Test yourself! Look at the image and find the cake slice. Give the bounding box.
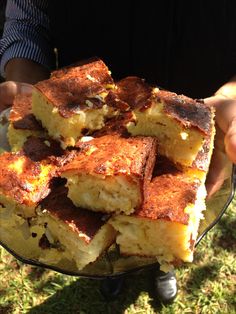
[36,185,116,270]
[32,58,121,148]
[8,94,46,152]
[0,135,69,218]
[60,134,157,215]
[114,76,214,167]
[0,151,54,218]
[110,156,207,270]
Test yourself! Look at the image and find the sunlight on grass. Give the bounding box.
[0,199,235,314]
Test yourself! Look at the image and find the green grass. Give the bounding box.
[0,199,235,314]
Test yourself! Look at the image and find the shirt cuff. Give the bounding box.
[0,41,54,78]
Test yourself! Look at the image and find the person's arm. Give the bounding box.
[5,58,49,83]
[0,0,53,111]
[0,0,53,81]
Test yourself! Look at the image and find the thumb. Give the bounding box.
[0,81,33,112]
[224,117,236,164]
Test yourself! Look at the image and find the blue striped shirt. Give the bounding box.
[0,0,53,77]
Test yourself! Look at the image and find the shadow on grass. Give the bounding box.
[0,304,13,314]
[27,268,165,314]
[184,263,221,292]
[224,286,236,309]
[214,217,236,252]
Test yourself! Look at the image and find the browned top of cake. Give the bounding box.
[40,186,110,243]
[112,76,153,111]
[35,58,114,118]
[0,151,54,205]
[22,136,62,160]
[60,134,157,182]
[22,136,77,170]
[116,76,213,135]
[134,156,199,224]
[135,174,198,225]
[157,91,213,134]
[9,94,43,131]
[50,57,104,78]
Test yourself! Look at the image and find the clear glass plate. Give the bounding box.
[0,108,235,278]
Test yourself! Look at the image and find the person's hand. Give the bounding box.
[204,93,236,197]
[0,81,33,113]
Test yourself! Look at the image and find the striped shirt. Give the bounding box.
[0,0,53,77]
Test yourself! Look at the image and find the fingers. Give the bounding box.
[205,128,232,198]
[0,81,33,112]
[216,101,236,164]
[203,96,236,198]
[205,95,236,164]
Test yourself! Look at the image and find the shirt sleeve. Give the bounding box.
[0,0,54,77]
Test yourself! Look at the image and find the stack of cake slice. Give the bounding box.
[0,58,216,272]
[0,135,117,270]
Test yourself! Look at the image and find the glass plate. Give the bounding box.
[0,109,235,278]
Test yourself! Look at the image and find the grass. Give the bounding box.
[0,199,235,314]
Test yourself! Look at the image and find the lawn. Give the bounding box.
[0,198,235,314]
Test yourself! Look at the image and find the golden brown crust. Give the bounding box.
[61,134,157,185]
[136,175,198,225]
[22,136,77,171]
[135,156,199,225]
[40,185,110,243]
[9,94,43,131]
[158,91,213,134]
[116,76,213,135]
[0,151,53,205]
[115,76,153,111]
[35,58,114,118]
[50,57,107,79]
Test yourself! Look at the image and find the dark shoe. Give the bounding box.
[100,276,124,301]
[155,270,178,304]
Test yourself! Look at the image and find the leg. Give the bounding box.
[100,276,124,300]
[154,270,178,304]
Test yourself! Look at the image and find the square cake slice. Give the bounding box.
[0,135,69,218]
[36,186,116,270]
[8,94,46,151]
[114,76,215,167]
[110,156,207,270]
[60,134,158,215]
[0,151,55,218]
[32,58,119,148]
